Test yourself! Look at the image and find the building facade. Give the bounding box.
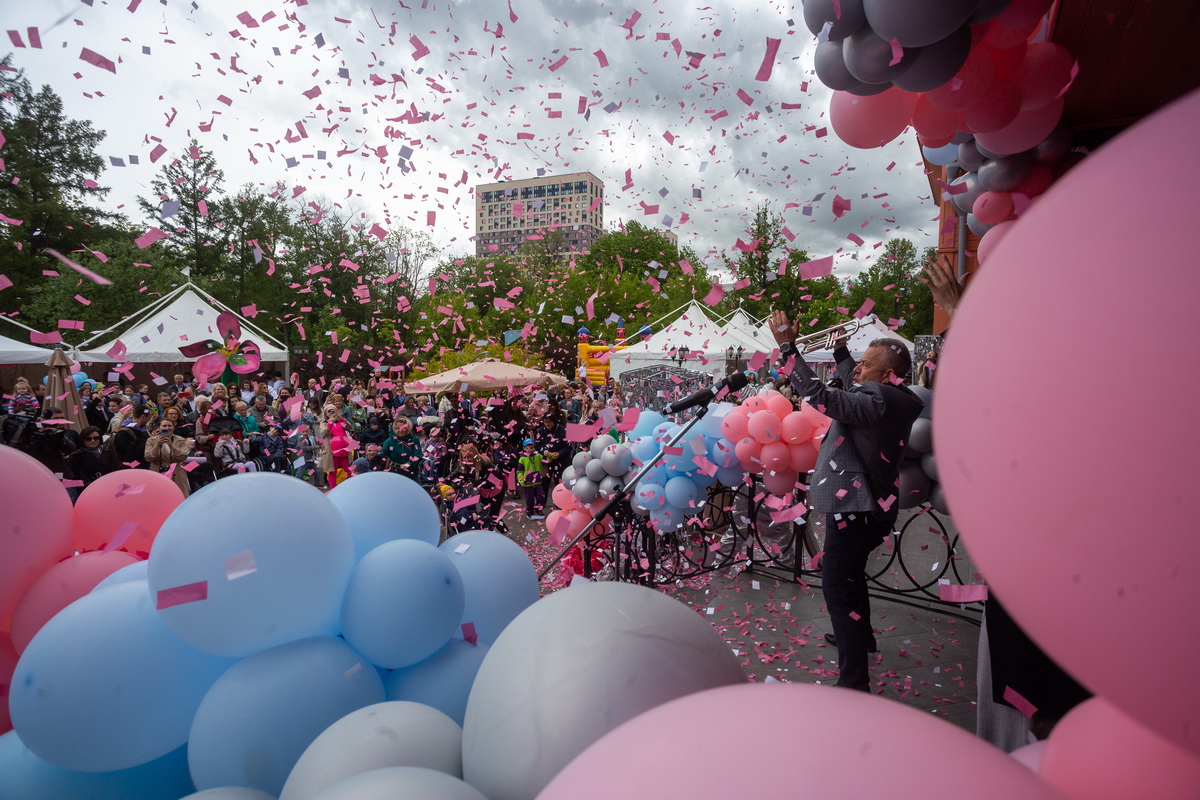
[474,172,604,256]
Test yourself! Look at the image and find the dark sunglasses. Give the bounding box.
[84,435,101,441]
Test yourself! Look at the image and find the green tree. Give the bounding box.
[136,139,227,282]
[843,239,935,339]
[0,59,122,314]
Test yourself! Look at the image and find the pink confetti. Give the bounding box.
[593,49,609,68]
[410,35,430,60]
[702,284,725,305]
[888,37,904,67]
[29,330,63,345]
[135,227,168,249]
[103,521,142,552]
[1003,685,1038,719]
[754,37,781,82]
[43,248,113,285]
[156,581,208,610]
[79,47,117,73]
[566,421,600,442]
[939,584,989,603]
[548,55,568,72]
[799,255,834,280]
[461,622,478,645]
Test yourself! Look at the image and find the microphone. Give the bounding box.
[667,372,749,414]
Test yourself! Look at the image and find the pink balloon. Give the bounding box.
[759,442,790,473]
[0,632,15,734]
[934,89,1200,757]
[720,409,750,442]
[993,0,1054,30]
[829,87,919,149]
[552,482,576,512]
[1040,698,1200,800]
[733,437,763,472]
[780,411,814,444]
[927,47,995,112]
[741,395,767,413]
[975,219,1016,264]
[761,468,799,496]
[586,498,608,516]
[545,510,567,544]
[764,393,793,420]
[1018,42,1073,110]
[1011,740,1047,772]
[565,510,592,538]
[788,443,819,474]
[746,410,782,444]
[963,77,1022,133]
[539,684,1064,800]
[0,447,74,619]
[974,96,1064,156]
[73,469,186,555]
[912,94,963,141]
[973,190,1014,224]
[799,401,831,427]
[9,551,140,654]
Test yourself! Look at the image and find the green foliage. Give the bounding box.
[136,139,226,282]
[843,239,935,340]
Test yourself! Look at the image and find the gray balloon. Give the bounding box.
[970,0,1011,24]
[921,451,939,482]
[589,435,617,460]
[571,451,591,472]
[909,418,933,453]
[571,477,599,504]
[949,171,982,214]
[1033,125,1072,164]
[967,213,995,237]
[951,130,974,145]
[598,475,624,499]
[957,139,984,171]
[844,25,917,85]
[894,24,971,93]
[930,483,951,515]
[978,152,1033,192]
[802,0,867,40]
[584,458,608,483]
[974,140,1010,160]
[560,465,578,488]
[909,385,933,419]
[899,462,933,509]
[846,80,894,97]
[815,39,861,91]
[865,0,978,48]
[461,582,746,800]
[600,444,633,477]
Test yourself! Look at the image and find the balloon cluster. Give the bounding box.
[547,434,635,544]
[2,452,540,799]
[720,390,831,496]
[622,407,746,533]
[813,0,1074,181]
[896,386,949,514]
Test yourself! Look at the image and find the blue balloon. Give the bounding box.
[147,473,355,658]
[715,465,746,488]
[923,142,959,166]
[438,530,539,645]
[91,559,149,591]
[664,476,698,509]
[628,434,657,464]
[635,482,666,512]
[708,437,738,470]
[690,469,718,491]
[652,421,676,444]
[639,463,667,487]
[628,410,665,440]
[695,405,730,438]
[71,372,90,388]
[385,639,491,726]
[0,733,195,800]
[341,540,465,669]
[188,636,384,796]
[327,471,441,559]
[9,581,235,772]
[650,504,685,532]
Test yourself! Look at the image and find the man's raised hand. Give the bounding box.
[769,310,798,346]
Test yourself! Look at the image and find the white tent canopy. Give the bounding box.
[75,285,288,365]
[610,301,732,381]
[0,332,56,365]
[720,308,776,354]
[803,314,915,362]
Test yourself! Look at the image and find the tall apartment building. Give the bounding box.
[474,171,604,257]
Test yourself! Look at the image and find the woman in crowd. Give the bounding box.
[400,395,423,430]
[381,416,422,481]
[446,441,498,528]
[144,416,193,498]
[66,425,118,489]
[319,403,351,489]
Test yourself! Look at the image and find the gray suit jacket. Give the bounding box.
[788,346,924,521]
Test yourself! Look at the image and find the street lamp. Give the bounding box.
[726,345,744,373]
[670,346,690,367]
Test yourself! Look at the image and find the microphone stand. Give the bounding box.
[536,405,711,582]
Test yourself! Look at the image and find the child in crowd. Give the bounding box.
[260,425,289,473]
[517,437,545,519]
[365,443,387,472]
[439,483,483,535]
[214,429,253,475]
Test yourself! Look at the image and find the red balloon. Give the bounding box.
[759,442,791,473]
[926,47,994,112]
[734,437,763,471]
[1015,163,1055,196]
[762,468,799,496]
[780,412,813,444]
[742,395,767,413]
[993,0,1053,30]
[912,94,963,140]
[10,551,140,653]
[972,190,1014,224]
[720,409,750,442]
[74,469,186,555]
[1018,42,1073,110]
[764,392,793,420]
[983,18,1039,50]
[986,41,1027,77]
[0,447,74,619]
[0,632,15,734]
[917,132,956,148]
[963,77,1022,133]
[746,410,782,444]
[829,87,919,149]
[975,96,1064,155]
[788,443,819,474]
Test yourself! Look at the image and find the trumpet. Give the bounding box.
[794,319,862,354]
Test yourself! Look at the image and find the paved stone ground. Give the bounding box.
[481,494,985,735]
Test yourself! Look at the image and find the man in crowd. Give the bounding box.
[770,309,924,692]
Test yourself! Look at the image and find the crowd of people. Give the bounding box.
[0,370,626,533]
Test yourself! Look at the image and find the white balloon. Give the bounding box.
[583,458,607,482]
[312,767,486,800]
[281,702,463,800]
[462,582,745,800]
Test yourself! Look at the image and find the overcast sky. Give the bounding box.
[1,0,939,279]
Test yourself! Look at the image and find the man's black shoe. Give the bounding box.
[824,632,878,652]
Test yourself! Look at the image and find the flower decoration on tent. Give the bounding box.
[178,311,262,388]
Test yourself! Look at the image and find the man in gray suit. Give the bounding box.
[770,310,925,691]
